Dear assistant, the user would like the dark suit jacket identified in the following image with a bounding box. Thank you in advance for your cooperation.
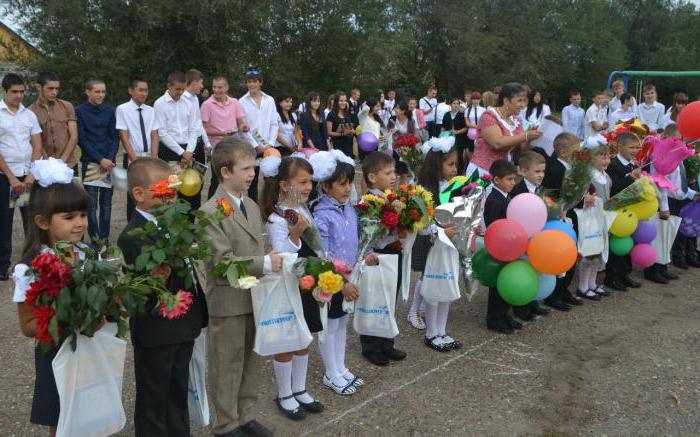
[542,155,566,196]
[117,211,208,348]
[484,189,509,227]
[607,155,635,197]
[510,179,536,197]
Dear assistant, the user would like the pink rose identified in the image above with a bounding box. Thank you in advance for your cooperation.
[299,275,316,291]
[312,288,333,303]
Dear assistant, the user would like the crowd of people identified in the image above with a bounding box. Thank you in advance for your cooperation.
[2,67,698,437]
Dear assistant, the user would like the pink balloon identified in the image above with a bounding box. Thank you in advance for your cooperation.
[467,128,478,140]
[630,243,656,268]
[649,136,693,175]
[506,193,547,237]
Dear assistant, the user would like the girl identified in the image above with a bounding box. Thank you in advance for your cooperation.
[310,151,374,395]
[299,92,328,151]
[662,91,688,129]
[465,91,485,153]
[521,89,551,129]
[410,139,459,350]
[324,94,335,120]
[326,92,357,158]
[390,100,416,134]
[358,98,384,161]
[13,159,90,436]
[441,97,469,174]
[276,93,297,156]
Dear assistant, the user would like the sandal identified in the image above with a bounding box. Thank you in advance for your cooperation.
[293,390,324,413]
[323,375,357,395]
[343,373,365,387]
[408,310,426,330]
[274,395,306,421]
[424,335,449,352]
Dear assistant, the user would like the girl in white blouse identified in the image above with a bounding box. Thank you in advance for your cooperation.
[520,89,551,129]
[275,94,297,155]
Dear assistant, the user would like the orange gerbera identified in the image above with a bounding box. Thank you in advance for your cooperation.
[216,198,234,217]
[150,180,177,199]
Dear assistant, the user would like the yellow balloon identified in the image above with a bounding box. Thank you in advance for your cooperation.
[626,198,659,220]
[610,208,639,237]
[179,168,202,197]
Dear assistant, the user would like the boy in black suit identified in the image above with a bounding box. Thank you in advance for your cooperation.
[604,132,643,291]
[484,160,520,334]
[117,157,208,436]
[511,151,550,320]
[541,132,584,311]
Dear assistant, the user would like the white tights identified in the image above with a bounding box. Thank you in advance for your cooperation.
[410,279,426,314]
[424,301,451,339]
[577,256,603,291]
[318,315,350,386]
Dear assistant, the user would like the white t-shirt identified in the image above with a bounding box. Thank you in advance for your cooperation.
[609,95,637,113]
[275,112,297,149]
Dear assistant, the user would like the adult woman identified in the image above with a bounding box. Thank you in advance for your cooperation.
[441,97,469,173]
[275,93,297,156]
[607,93,637,128]
[299,91,328,151]
[520,89,551,129]
[326,91,357,158]
[662,91,689,129]
[467,83,541,176]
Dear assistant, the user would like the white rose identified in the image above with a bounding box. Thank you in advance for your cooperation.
[237,276,260,289]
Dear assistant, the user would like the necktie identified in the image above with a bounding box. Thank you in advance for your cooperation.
[137,108,148,153]
[239,199,248,219]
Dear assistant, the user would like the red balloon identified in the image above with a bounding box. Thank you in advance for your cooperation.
[484,219,529,262]
[677,101,700,139]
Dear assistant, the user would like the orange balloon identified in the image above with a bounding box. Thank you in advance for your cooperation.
[263,147,282,158]
[527,230,577,275]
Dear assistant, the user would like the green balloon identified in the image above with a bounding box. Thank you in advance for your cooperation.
[473,248,504,287]
[609,235,634,256]
[439,130,453,138]
[497,260,538,306]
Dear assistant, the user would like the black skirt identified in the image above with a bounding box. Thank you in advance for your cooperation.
[411,234,433,272]
[301,291,323,333]
[31,345,61,427]
[328,292,345,319]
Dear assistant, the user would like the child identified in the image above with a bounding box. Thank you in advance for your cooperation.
[310,150,373,394]
[604,132,644,291]
[13,159,89,436]
[584,90,609,139]
[561,91,585,140]
[510,151,550,320]
[636,84,665,132]
[200,138,281,435]
[484,159,519,334]
[359,151,407,365]
[117,157,208,436]
[260,156,326,420]
[542,132,584,311]
[412,139,460,350]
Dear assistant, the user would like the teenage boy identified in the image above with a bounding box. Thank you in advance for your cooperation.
[609,80,637,113]
[420,86,438,137]
[584,91,609,139]
[636,84,665,132]
[562,91,585,139]
[348,88,361,116]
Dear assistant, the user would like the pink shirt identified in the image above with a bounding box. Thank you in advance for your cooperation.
[200,95,246,145]
[471,110,523,171]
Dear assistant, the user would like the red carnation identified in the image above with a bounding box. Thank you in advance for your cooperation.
[381,209,399,228]
[387,192,397,201]
[357,202,368,210]
[409,208,421,221]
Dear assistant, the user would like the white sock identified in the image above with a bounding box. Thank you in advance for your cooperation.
[292,354,314,404]
[577,258,592,291]
[424,302,439,339]
[319,318,342,384]
[436,302,451,337]
[273,360,298,410]
[410,279,424,314]
[335,316,351,381]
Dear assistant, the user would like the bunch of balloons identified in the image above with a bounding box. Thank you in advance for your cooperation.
[473,193,578,306]
[609,207,657,268]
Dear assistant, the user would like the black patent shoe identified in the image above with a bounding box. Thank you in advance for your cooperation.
[660,269,679,280]
[441,335,462,350]
[383,347,407,361]
[424,336,450,352]
[362,350,390,366]
[544,299,571,311]
[622,276,641,288]
[562,293,583,306]
[604,279,628,291]
[293,391,324,413]
[240,420,274,437]
[487,321,514,334]
[274,396,306,421]
[505,316,523,330]
[529,302,550,315]
[577,289,602,301]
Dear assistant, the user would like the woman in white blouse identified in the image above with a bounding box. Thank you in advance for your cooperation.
[276,94,297,155]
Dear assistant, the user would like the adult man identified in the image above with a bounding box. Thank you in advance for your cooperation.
[116,77,159,220]
[348,88,361,116]
[636,84,665,132]
[419,86,438,137]
[201,75,248,198]
[561,91,585,139]
[76,79,119,242]
[0,73,42,280]
[29,72,78,173]
[239,69,278,201]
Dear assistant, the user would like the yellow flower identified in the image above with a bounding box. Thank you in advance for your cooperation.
[412,218,428,232]
[318,271,344,294]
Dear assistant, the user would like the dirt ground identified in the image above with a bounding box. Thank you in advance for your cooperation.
[2,166,699,436]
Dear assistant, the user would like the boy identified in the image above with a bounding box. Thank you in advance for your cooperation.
[360,151,407,365]
[584,91,609,139]
[511,152,549,320]
[542,133,584,311]
[561,91,585,139]
[604,132,644,291]
[116,78,159,221]
[201,137,280,436]
[484,160,519,334]
[420,86,438,137]
[636,84,665,132]
[609,80,637,114]
[117,158,208,436]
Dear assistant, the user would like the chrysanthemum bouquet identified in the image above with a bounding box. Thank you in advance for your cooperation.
[393,184,434,233]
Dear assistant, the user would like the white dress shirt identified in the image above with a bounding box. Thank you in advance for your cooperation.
[584,104,608,139]
[435,102,451,126]
[558,158,572,171]
[524,178,538,194]
[225,191,272,273]
[0,100,41,177]
[154,91,197,156]
[608,108,637,129]
[182,91,210,147]
[609,95,637,113]
[561,104,585,139]
[240,91,279,148]
[464,105,485,127]
[636,101,665,131]
[266,207,313,253]
[419,97,438,123]
[115,99,158,155]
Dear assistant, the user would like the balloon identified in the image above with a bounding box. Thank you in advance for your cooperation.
[630,243,656,268]
[179,168,202,197]
[542,220,577,243]
[263,147,281,158]
[357,132,379,153]
[439,130,453,138]
[609,235,634,256]
[527,230,578,275]
[677,101,700,139]
[484,219,529,262]
[467,128,477,140]
[610,208,639,237]
[506,193,547,237]
[536,274,556,300]
[648,136,693,175]
[472,248,505,287]
[632,220,657,244]
[626,198,659,220]
[497,261,539,306]
[296,147,318,158]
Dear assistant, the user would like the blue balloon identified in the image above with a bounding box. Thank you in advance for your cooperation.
[535,274,556,300]
[542,220,577,243]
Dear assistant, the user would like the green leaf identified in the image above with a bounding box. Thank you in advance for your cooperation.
[135,252,150,272]
[152,249,166,264]
[225,264,240,287]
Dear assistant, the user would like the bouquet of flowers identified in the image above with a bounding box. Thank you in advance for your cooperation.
[297,257,347,305]
[23,243,174,350]
[559,149,594,212]
[392,133,423,175]
[393,183,434,233]
[355,192,400,263]
[605,176,657,211]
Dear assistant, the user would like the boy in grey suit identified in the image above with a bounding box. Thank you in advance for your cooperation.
[200,137,282,436]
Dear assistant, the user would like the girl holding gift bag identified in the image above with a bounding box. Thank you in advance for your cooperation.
[411,137,460,352]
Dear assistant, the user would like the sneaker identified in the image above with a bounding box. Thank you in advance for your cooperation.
[408,310,426,329]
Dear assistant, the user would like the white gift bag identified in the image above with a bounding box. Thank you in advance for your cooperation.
[251,253,313,356]
[575,201,606,257]
[420,228,461,303]
[650,214,681,265]
[188,331,210,428]
[52,327,127,437]
[353,254,399,338]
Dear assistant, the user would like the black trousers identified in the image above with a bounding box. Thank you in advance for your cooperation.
[158,138,206,210]
[605,253,632,283]
[360,248,401,354]
[487,287,511,325]
[123,155,135,222]
[0,173,28,273]
[133,341,194,437]
[426,121,437,138]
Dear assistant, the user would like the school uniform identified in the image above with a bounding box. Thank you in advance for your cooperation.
[442,110,468,173]
[118,209,208,437]
[663,163,700,268]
